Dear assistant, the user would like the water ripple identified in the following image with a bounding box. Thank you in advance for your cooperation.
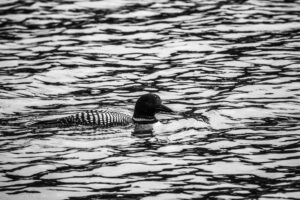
[0,0,300,199]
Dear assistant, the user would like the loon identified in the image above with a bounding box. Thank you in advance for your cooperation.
[34,93,173,128]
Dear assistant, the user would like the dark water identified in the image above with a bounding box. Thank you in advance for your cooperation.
[1,0,300,199]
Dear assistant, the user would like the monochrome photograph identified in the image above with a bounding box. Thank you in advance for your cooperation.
[0,0,299,199]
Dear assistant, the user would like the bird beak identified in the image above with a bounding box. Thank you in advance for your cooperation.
[156,104,173,113]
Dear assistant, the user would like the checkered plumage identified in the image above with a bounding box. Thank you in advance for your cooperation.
[59,110,132,127]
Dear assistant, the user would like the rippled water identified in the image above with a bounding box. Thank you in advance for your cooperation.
[1,0,300,199]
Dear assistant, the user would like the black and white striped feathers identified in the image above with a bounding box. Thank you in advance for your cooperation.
[35,110,132,128]
[60,110,132,127]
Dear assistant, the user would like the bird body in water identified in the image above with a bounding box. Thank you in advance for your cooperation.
[33,93,173,130]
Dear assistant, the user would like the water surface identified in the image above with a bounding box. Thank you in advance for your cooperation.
[0,0,300,199]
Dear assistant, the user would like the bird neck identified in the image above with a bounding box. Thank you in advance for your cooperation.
[132,115,157,124]
[132,123,155,137]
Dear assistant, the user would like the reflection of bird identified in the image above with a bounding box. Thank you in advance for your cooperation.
[33,93,173,129]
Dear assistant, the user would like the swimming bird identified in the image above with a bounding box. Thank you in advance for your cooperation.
[33,93,173,128]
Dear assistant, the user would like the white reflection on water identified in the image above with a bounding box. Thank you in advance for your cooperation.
[0,0,300,199]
